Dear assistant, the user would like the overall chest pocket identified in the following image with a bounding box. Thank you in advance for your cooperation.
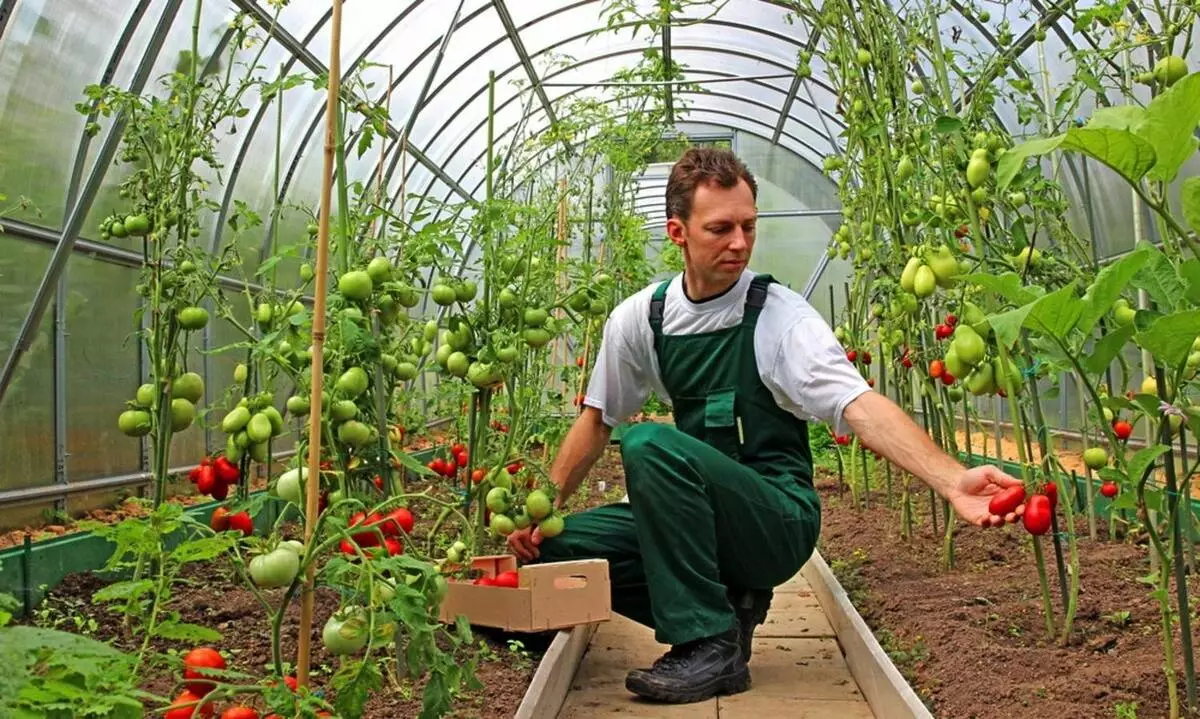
[673,387,742,459]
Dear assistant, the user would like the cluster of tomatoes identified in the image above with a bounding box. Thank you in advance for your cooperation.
[164,647,310,719]
[470,569,520,588]
[209,506,253,535]
[987,483,1061,534]
[933,312,958,340]
[188,456,242,500]
[338,506,415,558]
[844,348,876,387]
[427,442,471,478]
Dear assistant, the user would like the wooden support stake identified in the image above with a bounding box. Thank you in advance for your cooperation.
[296,0,342,688]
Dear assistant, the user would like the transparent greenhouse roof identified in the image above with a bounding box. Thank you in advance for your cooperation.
[2,0,1172,226]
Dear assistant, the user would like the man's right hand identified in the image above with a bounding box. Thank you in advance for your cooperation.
[507,525,544,562]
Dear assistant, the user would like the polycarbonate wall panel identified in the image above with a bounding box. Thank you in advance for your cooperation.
[0,237,54,492]
[64,255,141,482]
[737,133,837,211]
[0,0,136,228]
[83,0,235,245]
[750,216,834,293]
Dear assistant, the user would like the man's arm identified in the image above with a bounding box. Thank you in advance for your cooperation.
[550,406,612,509]
[841,390,1025,527]
[842,390,963,497]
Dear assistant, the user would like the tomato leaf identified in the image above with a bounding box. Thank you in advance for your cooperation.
[1077,244,1152,337]
[1109,490,1139,511]
[1059,127,1157,185]
[1135,309,1200,368]
[1127,444,1170,491]
[1024,284,1084,341]
[171,535,237,563]
[151,619,223,643]
[1133,72,1200,183]
[996,136,1065,190]
[986,302,1036,348]
[92,579,154,604]
[1097,468,1127,485]
[934,116,963,134]
[1082,322,1136,375]
[1181,177,1200,236]
[1085,105,1145,131]
[1180,257,1200,305]
[1131,247,1186,311]
[957,272,1042,305]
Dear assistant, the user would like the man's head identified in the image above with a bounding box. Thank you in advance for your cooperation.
[664,148,758,297]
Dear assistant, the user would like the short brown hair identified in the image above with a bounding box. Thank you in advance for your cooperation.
[665,147,758,220]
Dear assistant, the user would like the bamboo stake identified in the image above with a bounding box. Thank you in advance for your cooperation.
[296,0,342,688]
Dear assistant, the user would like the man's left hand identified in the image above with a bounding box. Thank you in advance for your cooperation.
[947,465,1027,527]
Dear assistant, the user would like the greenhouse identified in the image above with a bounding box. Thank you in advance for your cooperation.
[1,0,1199,716]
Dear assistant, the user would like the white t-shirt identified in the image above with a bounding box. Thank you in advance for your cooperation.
[585,270,871,438]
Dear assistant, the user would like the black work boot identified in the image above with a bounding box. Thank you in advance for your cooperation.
[730,587,773,662]
[624,629,750,703]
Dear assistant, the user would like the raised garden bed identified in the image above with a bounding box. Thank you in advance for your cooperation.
[815,465,1199,719]
[11,444,630,718]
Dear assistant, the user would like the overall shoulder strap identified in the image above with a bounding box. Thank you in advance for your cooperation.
[647,279,671,356]
[741,274,775,326]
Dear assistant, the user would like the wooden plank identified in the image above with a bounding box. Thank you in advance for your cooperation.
[800,551,933,719]
[514,622,599,719]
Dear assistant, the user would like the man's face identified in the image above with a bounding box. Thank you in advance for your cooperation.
[666,178,757,294]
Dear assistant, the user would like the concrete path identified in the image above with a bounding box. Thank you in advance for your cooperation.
[558,572,876,718]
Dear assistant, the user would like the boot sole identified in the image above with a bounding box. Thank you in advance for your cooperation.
[625,665,751,704]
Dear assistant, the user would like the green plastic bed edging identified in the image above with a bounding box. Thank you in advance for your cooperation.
[0,446,441,619]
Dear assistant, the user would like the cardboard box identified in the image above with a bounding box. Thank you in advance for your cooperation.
[438,555,612,632]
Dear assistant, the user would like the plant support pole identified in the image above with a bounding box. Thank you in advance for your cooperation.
[297,0,342,688]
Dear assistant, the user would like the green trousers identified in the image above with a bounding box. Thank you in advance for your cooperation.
[538,423,821,646]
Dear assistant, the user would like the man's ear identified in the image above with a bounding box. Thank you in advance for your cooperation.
[665,217,687,248]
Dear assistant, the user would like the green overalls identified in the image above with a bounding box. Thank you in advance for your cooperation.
[539,274,823,646]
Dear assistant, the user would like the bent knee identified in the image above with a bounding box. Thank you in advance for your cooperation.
[619,422,674,462]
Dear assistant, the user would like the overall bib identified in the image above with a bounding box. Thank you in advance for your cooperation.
[540,274,822,647]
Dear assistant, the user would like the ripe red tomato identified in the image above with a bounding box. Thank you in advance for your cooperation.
[384,537,403,556]
[1023,494,1053,535]
[444,457,458,476]
[867,378,876,387]
[506,462,522,475]
[493,570,519,588]
[165,690,214,719]
[846,349,858,362]
[1100,481,1119,498]
[473,576,495,586]
[340,539,358,556]
[210,507,231,533]
[1113,419,1133,440]
[945,313,958,326]
[430,457,447,475]
[941,371,956,386]
[227,511,253,537]
[861,351,872,365]
[451,443,466,455]
[188,465,203,484]
[283,675,298,691]
[576,356,585,367]
[454,449,469,467]
[209,481,229,501]
[196,465,218,496]
[382,507,415,535]
[182,647,226,696]
[901,356,913,369]
[220,708,260,719]
[988,485,1026,516]
[214,456,240,483]
[929,359,945,378]
[954,224,969,239]
[471,468,486,484]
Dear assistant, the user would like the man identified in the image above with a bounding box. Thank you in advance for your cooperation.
[506,148,1024,704]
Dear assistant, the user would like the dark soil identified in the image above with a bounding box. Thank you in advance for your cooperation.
[815,465,1200,719]
[21,443,630,719]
